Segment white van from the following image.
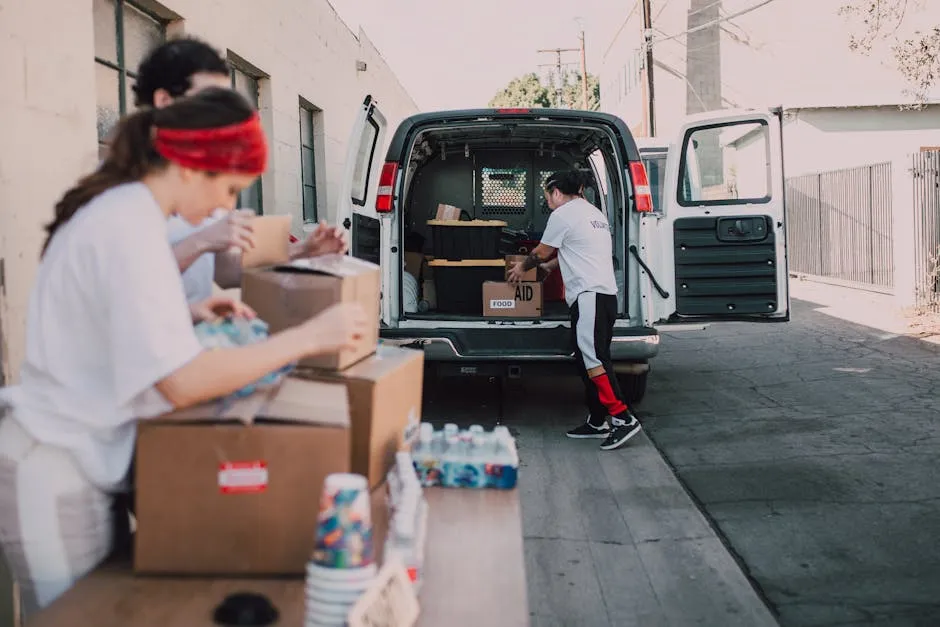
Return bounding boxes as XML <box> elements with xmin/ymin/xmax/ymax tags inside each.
<box><xmin>336</xmin><ymin>100</ymin><xmax>790</xmax><ymax>403</ymax></box>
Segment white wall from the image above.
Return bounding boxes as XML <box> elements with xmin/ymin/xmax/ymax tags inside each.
<box><xmin>0</xmin><ymin>0</ymin><xmax>418</xmax><ymax>382</ymax></box>
<box><xmin>783</xmin><ymin>106</ymin><xmax>940</xmax><ymax>177</ymax></box>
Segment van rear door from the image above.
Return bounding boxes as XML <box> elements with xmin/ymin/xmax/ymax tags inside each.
<box><xmin>642</xmin><ymin>109</ymin><xmax>790</xmax><ymax>324</ymax></box>
<box><xmin>336</xmin><ymin>95</ymin><xmax>390</xmax><ymax>322</ymax></box>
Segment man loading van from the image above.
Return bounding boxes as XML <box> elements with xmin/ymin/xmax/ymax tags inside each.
<box><xmin>508</xmin><ymin>170</ymin><xmax>641</xmax><ymax>451</ymax></box>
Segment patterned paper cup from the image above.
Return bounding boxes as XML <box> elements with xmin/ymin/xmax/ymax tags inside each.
<box><xmin>311</xmin><ymin>473</ymin><xmax>374</xmax><ymax>569</ymax></box>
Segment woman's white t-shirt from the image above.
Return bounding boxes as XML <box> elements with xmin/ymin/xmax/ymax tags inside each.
<box><xmin>7</xmin><ymin>182</ymin><xmax>203</xmax><ymax>492</ymax></box>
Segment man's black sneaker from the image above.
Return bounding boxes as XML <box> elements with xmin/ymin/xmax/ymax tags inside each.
<box><xmin>599</xmin><ymin>415</ymin><xmax>642</xmax><ymax>451</ymax></box>
<box><xmin>566</xmin><ymin>420</ymin><xmax>610</xmax><ymax>439</ymax></box>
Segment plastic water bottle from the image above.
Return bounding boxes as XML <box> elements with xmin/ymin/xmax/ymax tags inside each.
<box><xmin>441</xmin><ymin>434</ymin><xmax>463</xmax><ymax>488</ymax></box>
<box><xmin>489</xmin><ymin>426</ymin><xmax>519</xmax><ymax>489</ymax></box>
<box><xmin>465</xmin><ymin>432</ymin><xmax>489</xmax><ymax>489</ymax></box>
<box><xmin>411</xmin><ymin>425</ymin><xmax>440</xmax><ymax>487</ymax></box>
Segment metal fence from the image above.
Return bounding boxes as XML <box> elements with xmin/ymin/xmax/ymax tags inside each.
<box><xmin>912</xmin><ymin>150</ymin><xmax>940</xmax><ymax>312</ymax></box>
<box><xmin>786</xmin><ymin>163</ymin><xmax>894</xmax><ymax>293</ymax></box>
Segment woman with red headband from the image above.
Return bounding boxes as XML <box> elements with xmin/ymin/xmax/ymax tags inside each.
<box><xmin>0</xmin><ymin>87</ymin><xmax>367</xmax><ymax>615</ymax></box>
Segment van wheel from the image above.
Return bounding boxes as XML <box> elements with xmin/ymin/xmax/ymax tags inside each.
<box><xmin>617</xmin><ymin>371</ymin><xmax>648</xmax><ymax>405</ymax></box>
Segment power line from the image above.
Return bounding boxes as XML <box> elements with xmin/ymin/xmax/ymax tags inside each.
<box><xmin>652</xmin><ymin>0</ymin><xmax>780</xmax><ymax>45</ymax></box>
<box><xmin>603</xmin><ymin>0</ymin><xmax>642</xmax><ymax>59</ymax></box>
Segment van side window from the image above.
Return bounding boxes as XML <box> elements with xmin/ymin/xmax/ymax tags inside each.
<box><xmin>351</xmin><ymin>118</ymin><xmax>379</xmax><ymax>205</ymax></box>
<box><xmin>678</xmin><ymin>120</ymin><xmax>770</xmax><ymax>205</ymax></box>
<box><xmin>641</xmin><ymin>153</ymin><xmax>666</xmax><ymax>213</ymax></box>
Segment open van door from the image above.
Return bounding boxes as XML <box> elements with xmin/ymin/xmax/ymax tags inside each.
<box><xmin>334</xmin><ymin>95</ymin><xmax>390</xmax><ymax>322</ymax></box>
<box><xmin>641</xmin><ymin>109</ymin><xmax>789</xmax><ymax>324</ymax></box>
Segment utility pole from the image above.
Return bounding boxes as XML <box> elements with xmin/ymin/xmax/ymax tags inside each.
<box><xmin>579</xmin><ymin>31</ymin><xmax>589</xmax><ymax>110</ymax></box>
<box><xmin>641</xmin><ymin>0</ymin><xmax>656</xmax><ymax>136</ymax></box>
<box><xmin>537</xmin><ymin>46</ymin><xmax>579</xmax><ymax>108</ymax></box>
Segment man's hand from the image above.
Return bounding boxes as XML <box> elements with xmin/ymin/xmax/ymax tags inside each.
<box><xmin>536</xmin><ymin>262</ymin><xmax>553</xmax><ymax>282</ymax></box>
<box><xmin>197</xmin><ymin>210</ymin><xmax>256</xmax><ymax>255</ymax></box>
<box><xmin>291</xmin><ymin>220</ymin><xmax>348</xmax><ymax>260</ymax></box>
<box><xmin>190</xmin><ymin>295</ymin><xmax>257</xmax><ymax>324</ymax></box>
<box><xmin>508</xmin><ymin>243</ymin><xmax>557</xmax><ymax>285</ymax></box>
<box><xmin>507</xmin><ymin>262</ymin><xmax>528</xmax><ymax>285</ymax></box>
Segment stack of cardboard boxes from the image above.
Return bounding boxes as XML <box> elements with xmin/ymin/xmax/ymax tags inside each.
<box><xmin>133</xmin><ymin>247</ymin><xmax>424</xmax><ymax>577</ymax></box>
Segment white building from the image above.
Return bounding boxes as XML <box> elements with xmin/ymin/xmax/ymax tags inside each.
<box><xmin>0</xmin><ymin>0</ymin><xmax>419</xmax><ymax>384</ymax></box>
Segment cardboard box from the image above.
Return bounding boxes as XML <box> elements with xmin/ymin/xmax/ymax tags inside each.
<box><xmin>241</xmin><ymin>254</ymin><xmax>381</xmax><ymax>370</ymax></box>
<box><xmin>404</xmin><ymin>251</ymin><xmax>425</xmax><ymax>280</ymax></box>
<box><xmin>435</xmin><ymin>204</ymin><xmax>462</xmax><ymax>220</ymax></box>
<box><xmin>134</xmin><ymin>377</ymin><xmax>351</xmax><ymax>575</ymax></box>
<box><xmin>294</xmin><ymin>345</ymin><xmax>424</xmax><ymax>488</ymax></box>
<box><xmin>482</xmin><ymin>281</ymin><xmax>543</xmax><ymax>318</ymax></box>
<box><xmin>505</xmin><ymin>255</ymin><xmax>537</xmax><ymax>282</ymax></box>
<box><xmin>241</xmin><ymin>215</ymin><xmax>292</xmax><ymax>269</ymax></box>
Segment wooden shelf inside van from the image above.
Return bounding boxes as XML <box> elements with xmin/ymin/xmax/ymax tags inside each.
<box><xmin>425</xmin><ymin>219</ymin><xmax>508</xmax><ymax>227</ymax></box>
<box><xmin>427</xmin><ymin>259</ymin><xmax>506</xmax><ymax>267</ymax></box>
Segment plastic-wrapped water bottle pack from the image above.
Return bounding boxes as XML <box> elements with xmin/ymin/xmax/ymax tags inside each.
<box><xmin>193</xmin><ymin>317</ymin><xmax>295</xmax><ymax>398</ymax></box>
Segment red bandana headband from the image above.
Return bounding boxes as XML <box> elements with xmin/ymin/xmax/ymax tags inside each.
<box><xmin>153</xmin><ymin>113</ymin><xmax>268</xmax><ymax>176</ymax></box>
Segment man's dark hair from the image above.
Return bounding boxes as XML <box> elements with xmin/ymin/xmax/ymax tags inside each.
<box><xmin>544</xmin><ymin>170</ymin><xmax>585</xmax><ymax>196</ymax></box>
<box><xmin>133</xmin><ymin>36</ymin><xmax>229</xmax><ymax>107</ymax></box>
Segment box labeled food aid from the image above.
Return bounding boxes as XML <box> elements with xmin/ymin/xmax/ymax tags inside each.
<box><xmin>482</xmin><ymin>281</ymin><xmax>543</xmax><ymax>318</ymax></box>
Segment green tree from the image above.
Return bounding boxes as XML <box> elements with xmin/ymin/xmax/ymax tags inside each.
<box><xmin>488</xmin><ymin>73</ymin><xmax>552</xmax><ymax>108</ymax></box>
<box><xmin>840</xmin><ymin>0</ymin><xmax>939</xmax><ymax>103</ymax></box>
<box><xmin>489</xmin><ymin>71</ymin><xmax>602</xmax><ymax>111</ymax></box>
<box><xmin>562</xmin><ymin>72</ymin><xmax>601</xmax><ymax>111</ymax></box>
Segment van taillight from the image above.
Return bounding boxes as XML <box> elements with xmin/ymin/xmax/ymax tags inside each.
<box><xmin>629</xmin><ymin>161</ymin><xmax>653</xmax><ymax>212</ymax></box>
<box><xmin>376</xmin><ymin>162</ymin><xmax>398</xmax><ymax>213</ymax></box>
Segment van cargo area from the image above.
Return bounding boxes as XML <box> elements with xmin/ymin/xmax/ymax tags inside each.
<box><xmin>398</xmin><ymin>121</ymin><xmax>627</xmax><ymax>322</ymax></box>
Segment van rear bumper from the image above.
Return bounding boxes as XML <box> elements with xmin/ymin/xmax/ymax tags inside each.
<box><xmin>380</xmin><ymin>326</ymin><xmax>660</xmax><ymax>362</ymax></box>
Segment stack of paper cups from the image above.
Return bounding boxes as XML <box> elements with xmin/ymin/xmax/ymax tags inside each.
<box><xmin>306</xmin><ymin>473</ymin><xmax>377</xmax><ymax>626</ymax></box>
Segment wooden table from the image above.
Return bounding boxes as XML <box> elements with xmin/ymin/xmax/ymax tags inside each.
<box><xmin>30</xmin><ymin>488</ymin><xmax>529</xmax><ymax>627</ymax></box>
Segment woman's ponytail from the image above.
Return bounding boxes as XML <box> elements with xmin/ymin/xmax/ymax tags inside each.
<box><xmin>42</xmin><ymin>108</ymin><xmax>162</xmax><ymax>256</ymax></box>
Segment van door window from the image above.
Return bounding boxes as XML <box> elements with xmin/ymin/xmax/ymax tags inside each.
<box><xmin>351</xmin><ymin>118</ymin><xmax>379</xmax><ymax>206</ymax></box>
<box><xmin>641</xmin><ymin>152</ymin><xmax>667</xmax><ymax>213</ymax></box>
<box><xmin>679</xmin><ymin>121</ymin><xmax>771</xmax><ymax>205</ymax></box>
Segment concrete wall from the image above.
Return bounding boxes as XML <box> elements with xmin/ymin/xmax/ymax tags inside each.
<box><xmin>0</xmin><ymin>0</ymin><xmax>418</xmax><ymax>385</ymax></box>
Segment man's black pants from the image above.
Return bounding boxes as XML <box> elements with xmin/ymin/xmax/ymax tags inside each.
<box><xmin>570</xmin><ymin>292</ymin><xmax>630</xmax><ymax>425</ymax></box>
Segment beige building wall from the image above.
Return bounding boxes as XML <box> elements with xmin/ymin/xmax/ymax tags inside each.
<box><xmin>0</xmin><ymin>0</ymin><xmax>418</xmax><ymax>384</ymax></box>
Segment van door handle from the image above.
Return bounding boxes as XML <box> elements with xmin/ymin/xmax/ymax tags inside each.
<box><xmin>629</xmin><ymin>245</ymin><xmax>670</xmax><ymax>299</ymax></box>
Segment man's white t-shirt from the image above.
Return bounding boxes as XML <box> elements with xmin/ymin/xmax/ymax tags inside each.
<box><xmin>7</xmin><ymin>183</ymin><xmax>203</xmax><ymax>491</ymax></box>
<box><xmin>166</xmin><ymin>214</ymin><xmax>221</xmax><ymax>304</ymax></box>
<box><xmin>540</xmin><ymin>197</ymin><xmax>618</xmax><ymax>306</ymax></box>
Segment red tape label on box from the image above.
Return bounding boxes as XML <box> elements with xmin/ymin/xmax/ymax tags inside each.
<box><xmin>218</xmin><ymin>461</ymin><xmax>268</xmax><ymax>494</ymax></box>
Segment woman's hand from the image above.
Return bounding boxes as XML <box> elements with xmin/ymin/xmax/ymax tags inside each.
<box><xmin>190</xmin><ymin>295</ymin><xmax>257</xmax><ymax>324</ymax></box>
<box><xmin>198</xmin><ymin>209</ymin><xmax>256</xmax><ymax>254</ymax></box>
<box><xmin>299</xmin><ymin>302</ymin><xmax>369</xmax><ymax>354</ymax></box>
<box><xmin>291</xmin><ymin>220</ymin><xmax>348</xmax><ymax>259</ymax></box>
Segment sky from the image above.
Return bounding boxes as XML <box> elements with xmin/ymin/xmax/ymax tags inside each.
<box><xmin>329</xmin><ymin>0</ymin><xmax>631</xmax><ymax>111</ymax></box>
